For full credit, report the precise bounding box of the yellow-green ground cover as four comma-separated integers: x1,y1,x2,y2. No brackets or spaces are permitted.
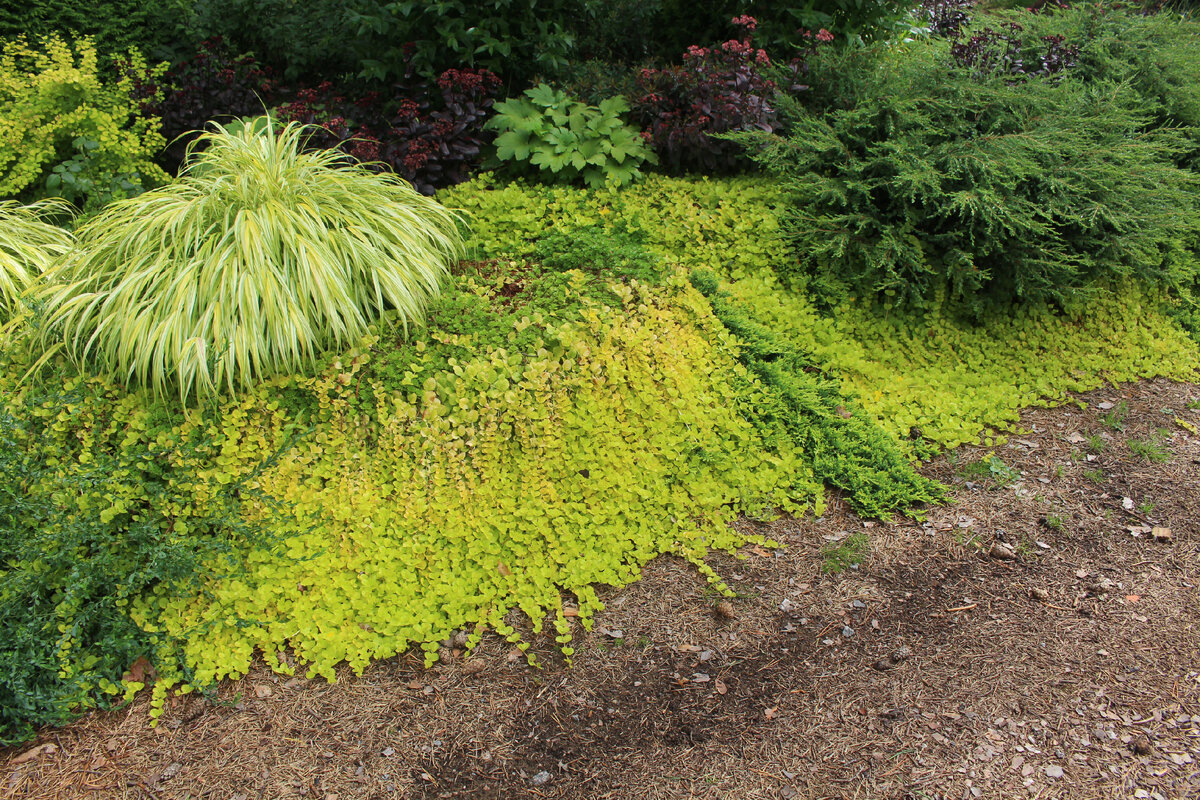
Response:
2,176,1195,735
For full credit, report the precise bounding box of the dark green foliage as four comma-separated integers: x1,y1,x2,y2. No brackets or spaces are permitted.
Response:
555,60,645,108
777,0,916,45
1028,5,1200,170
689,270,945,518
737,33,1200,311
185,0,358,84
0,0,193,62
0,376,286,744
534,225,664,285
348,0,577,89
570,0,912,65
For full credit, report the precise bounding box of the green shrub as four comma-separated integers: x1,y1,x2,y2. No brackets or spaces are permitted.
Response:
554,59,645,108
485,85,656,188
0,368,283,744
350,0,578,87
569,1,912,65
737,37,1200,311
184,0,358,83
0,199,73,317
1029,5,1200,170
0,0,193,63
0,35,168,209
34,120,463,400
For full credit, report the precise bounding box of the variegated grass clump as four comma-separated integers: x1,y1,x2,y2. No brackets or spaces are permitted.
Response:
36,120,463,400
0,200,73,319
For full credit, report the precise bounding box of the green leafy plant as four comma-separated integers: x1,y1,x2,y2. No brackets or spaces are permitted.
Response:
1128,433,1170,463
441,174,1200,454
1086,434,1107,452
0,35,167,207
821,532,869,574
35,119,463,400
1083,467,1105,482
0,0,193,62
957,455,1020,488
1043,514,1063,530
44,136,149,211
1101,401,1129,432
485,85,656,188
0,199,73,317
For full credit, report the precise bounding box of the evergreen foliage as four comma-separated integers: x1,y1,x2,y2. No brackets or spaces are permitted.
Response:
690,269,944,518
0,0,192,62
736,30,1200,310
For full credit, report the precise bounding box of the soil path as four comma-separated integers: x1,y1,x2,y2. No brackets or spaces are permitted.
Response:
4,379,1199,800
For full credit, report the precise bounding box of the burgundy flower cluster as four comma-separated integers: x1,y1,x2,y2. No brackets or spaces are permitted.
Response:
122,38,278,172
274,66,501,194
631,16,780,173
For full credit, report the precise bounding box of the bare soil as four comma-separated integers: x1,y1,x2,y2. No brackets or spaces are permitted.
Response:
4,378,1199,800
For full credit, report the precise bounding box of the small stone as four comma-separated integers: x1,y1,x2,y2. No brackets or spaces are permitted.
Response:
382,747,395,757
1030,587,1049,601
842,626,855,638
779,598,796,613
851,600,867,609
530,771,552,786
1045,765,1064,779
